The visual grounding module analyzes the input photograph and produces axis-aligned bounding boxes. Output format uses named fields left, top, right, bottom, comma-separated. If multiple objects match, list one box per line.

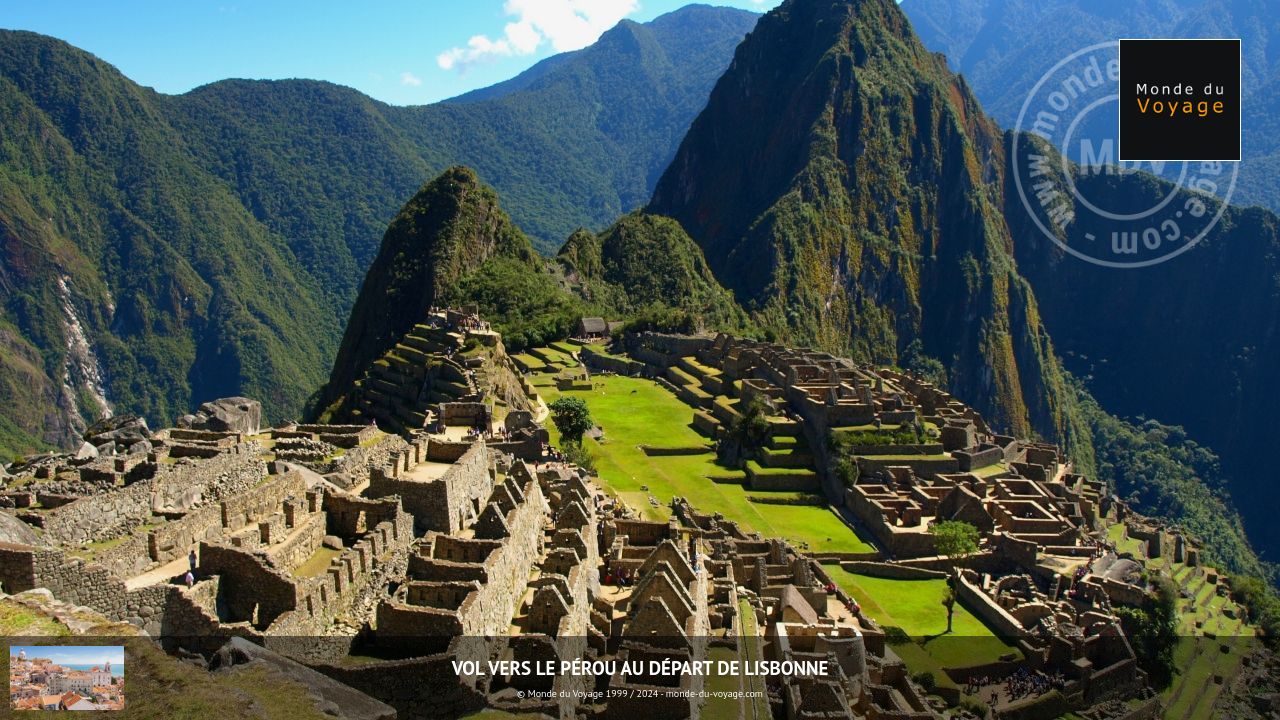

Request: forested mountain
left=0, top=33, right=339, bottom=455
left=899, top=0, right=1280, bottom=211
left=316, top=169, right=757, bottom=421
left=0, top=5, right=757, bottom=458
left=893, top=0, right=1280, bottom=559
left=649, top=0, right=1090, bottom=461
left=315, top=167, right=543, bottom=416
left=1002, top=141, right=1280, bottom=559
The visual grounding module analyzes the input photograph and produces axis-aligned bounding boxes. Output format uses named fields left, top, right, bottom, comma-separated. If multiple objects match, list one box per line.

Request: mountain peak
left=649, top=0, right=1083, bottom=451
left=315, top=166, right=537, bottom=415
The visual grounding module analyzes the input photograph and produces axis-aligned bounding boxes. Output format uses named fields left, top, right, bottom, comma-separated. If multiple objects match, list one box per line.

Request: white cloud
left=437, top=0, right=638, bottom=72
left=400, top=71, right=422, bottom=86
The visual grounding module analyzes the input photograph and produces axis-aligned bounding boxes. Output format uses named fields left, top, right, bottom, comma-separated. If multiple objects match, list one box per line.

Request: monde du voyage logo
left=1012, top=38, right=1241, bottom=268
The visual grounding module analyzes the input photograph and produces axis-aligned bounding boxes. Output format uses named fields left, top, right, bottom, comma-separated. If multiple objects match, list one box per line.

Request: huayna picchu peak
left=315, top=167, right=541, bottom=419
left=649, top=0, right=1088, bottom=460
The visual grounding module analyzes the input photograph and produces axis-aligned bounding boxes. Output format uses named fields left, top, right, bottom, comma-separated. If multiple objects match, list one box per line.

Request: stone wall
left=369, top=442, right=493, bottom=533
left=279, top=506, right=414, bottom=635
left=843, top=487, right=937, bottom=558
left=40, top=478, right=155, bottom=546
left=198, top=541, right=298, bottom=627
left=581, top=348, right=644, bottom=376
left=38, top=442, right=268, bottom=548
left=92, top=531, right=154, bottom=577
left=152, top=442, right=267, bottom=509
left=148, top=503, right=224, bottom=566
left=955, top=445, right=1005, bottom=471
left=221, top=471, right=304, bottom=529
left=379, top=479, right=547, bottom=638
left=146, top=469, right=309, bottom=568
left=331, top=433, right=409, bottom=488
left=265, top=513, right=326, bottom=571
left=425, top=439, right=473, bottom=463
left=324, top=493, right=405, bottom=537
left=955, top=572, right=1024, bottom=639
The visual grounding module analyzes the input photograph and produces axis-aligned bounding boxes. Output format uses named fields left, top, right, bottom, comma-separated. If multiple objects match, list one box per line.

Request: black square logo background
left=1120, top=39, right=1240, bottom=161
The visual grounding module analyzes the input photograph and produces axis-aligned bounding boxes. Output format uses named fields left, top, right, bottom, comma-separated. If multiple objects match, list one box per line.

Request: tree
left=930, top=520, right=980, bottom=633
left=549, top=397, right=594, bottom=445
left=1116, top=576, right=1179, bottom=688
left=720, top=393, right=771, bottom=466
left=932, top=520, right=980, bottom=566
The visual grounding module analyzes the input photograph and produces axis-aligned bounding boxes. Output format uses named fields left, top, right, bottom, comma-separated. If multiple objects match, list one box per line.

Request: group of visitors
left=970, top=668, right=1066, bottom=704
left=602, top=564, right=633, bottom=587
left=818, top=581, right=861, bottom=616
left=182, top=549, right=197, bottom=588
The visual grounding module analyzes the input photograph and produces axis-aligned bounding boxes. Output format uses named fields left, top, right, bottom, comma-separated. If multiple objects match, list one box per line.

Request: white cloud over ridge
left=400, top=71, right=422, bottom=86
left=437, top=0, right=638, bottom=72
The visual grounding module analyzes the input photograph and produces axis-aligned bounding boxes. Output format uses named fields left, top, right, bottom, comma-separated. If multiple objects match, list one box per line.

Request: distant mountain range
left=900, top=0, right=1280, bottom=564
left=0, top=5, right=757, bottom=456
left=900, top=0, right=1280, bottom=211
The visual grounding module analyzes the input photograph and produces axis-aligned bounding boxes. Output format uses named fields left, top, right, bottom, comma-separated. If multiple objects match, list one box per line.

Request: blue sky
left=11, top=645, right=125, bottom=667
left=3, top=1, right=782, bottom=105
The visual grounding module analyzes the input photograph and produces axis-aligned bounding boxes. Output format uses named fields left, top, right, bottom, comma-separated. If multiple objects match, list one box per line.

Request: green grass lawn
left=292, top=546, right=341, bottom=578
left=540, top=375, right=873, bottom=554
left=969, top=462, right=1008, bottom=478
left=822, top=565, right=1019, bottom=670
left=511, top=353, right=546, bottom=372
left=0, top=599, right=69, bottom=635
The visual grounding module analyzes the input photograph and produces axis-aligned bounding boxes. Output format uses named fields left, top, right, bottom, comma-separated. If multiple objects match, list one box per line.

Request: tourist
left=188, top=549, right=197, bottom=572
left=183, top=570, right=194, bottom=588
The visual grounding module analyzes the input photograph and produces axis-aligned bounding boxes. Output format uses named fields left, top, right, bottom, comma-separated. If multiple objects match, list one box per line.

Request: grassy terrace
left=823, top=564, right=1019, bottom=691
left=0, top=599, right=70, bottom=636
left=538, top=374, right=873, bottom=554
left=1100, top=519, right=1254, bottom=720
left=969, top=462, right=1009, bottom=478
left=292, top=546, right=342, bottom=578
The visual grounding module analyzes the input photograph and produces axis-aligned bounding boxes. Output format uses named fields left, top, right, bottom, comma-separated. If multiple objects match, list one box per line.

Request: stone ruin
left=0, top=312, right=1212, bottom=719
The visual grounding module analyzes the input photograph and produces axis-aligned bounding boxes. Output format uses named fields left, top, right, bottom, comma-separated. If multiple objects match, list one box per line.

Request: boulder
left=0, top=513, right=48, bottom=547
left=83, top=414, right=152, bottom=448
left=127, top=440, right=153, bottom=455
left=75, top=442, right=98, bottom=460
left=323, top=471, right=355, bottom=489
left=179, top=397, right=262, bottom=435
left=274, top=462, right=327, bottom=489
left=323, top=535, right=344, bottom=551
left=210, top=637, right=395, bottom=720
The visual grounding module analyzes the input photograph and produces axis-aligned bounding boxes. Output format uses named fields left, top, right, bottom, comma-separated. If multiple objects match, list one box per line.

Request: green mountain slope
left=557, top=212, right=753, bottom=333
left=649, top=0, right=1089, bottom=459
left=0, top=6, right=756, bottom=454
left=0, top=33, right=337, bottom=453
left=1003, top=136, right=1280, bottom=560
left=899, top=0, right=1280, bottom=212
left=315, top=167, right=542, bottom=416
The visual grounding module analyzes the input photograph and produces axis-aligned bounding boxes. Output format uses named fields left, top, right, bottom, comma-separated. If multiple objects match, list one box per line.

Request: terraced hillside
left=321, top=316, right=535, bottom=436
left=527, top=343, right=874, bottom=556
